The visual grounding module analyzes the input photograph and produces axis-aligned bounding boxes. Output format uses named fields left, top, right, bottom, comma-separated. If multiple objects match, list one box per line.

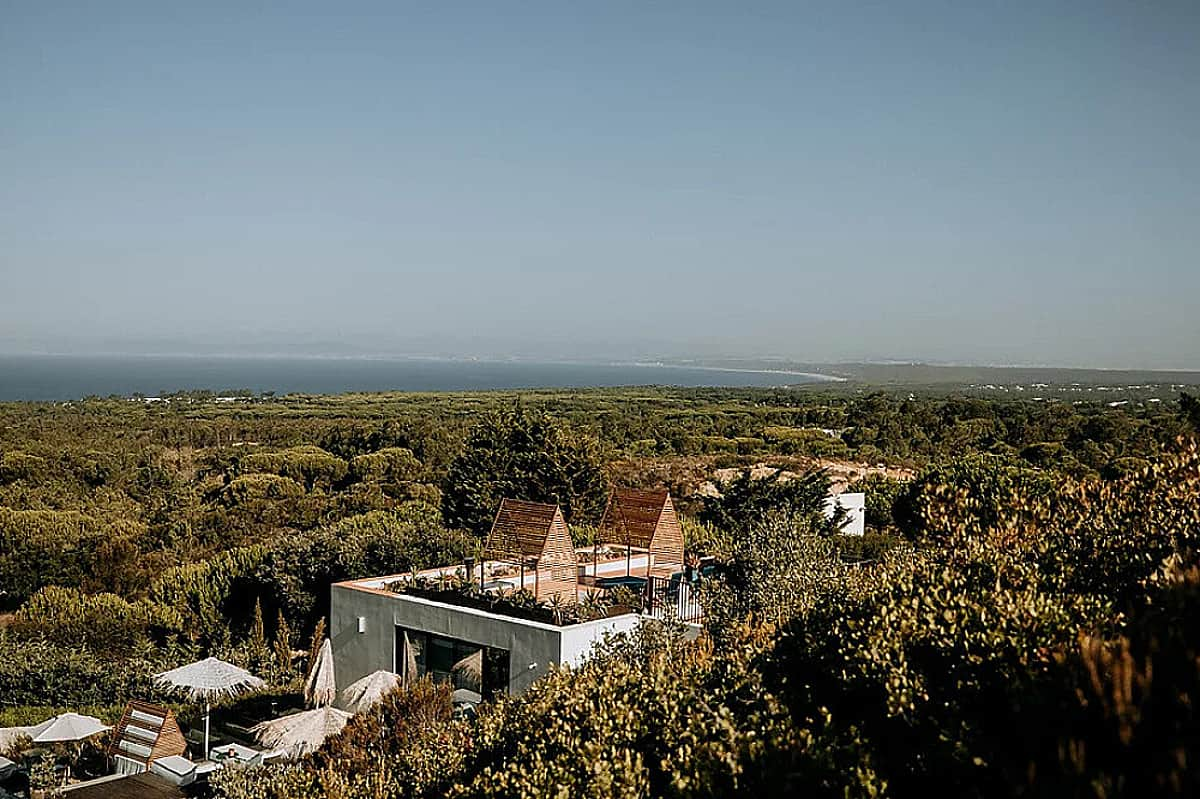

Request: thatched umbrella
left=154, top=657, right=264, bottom=757
left=304, top=639, right=336, bottom=708
left=339, top=670, right=401, bottom=714
left=399, top=631, right=418, bottom=686
left=451, top=648, right=483, bottom=692
left=252, top=707, right=351, bottom=759
left=451, top=687, right=482, bottom=705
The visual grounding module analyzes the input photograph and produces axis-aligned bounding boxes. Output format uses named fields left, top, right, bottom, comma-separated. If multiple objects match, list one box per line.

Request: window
left=396, top=627, right=510, bottom=697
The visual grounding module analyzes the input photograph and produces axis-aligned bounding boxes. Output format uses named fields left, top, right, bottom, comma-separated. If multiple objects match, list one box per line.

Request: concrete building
left=331, top=490, right=863, bottom=705
left=331, top=496, right=695, bottom=703
left=330, top=578, right=644, bottom=698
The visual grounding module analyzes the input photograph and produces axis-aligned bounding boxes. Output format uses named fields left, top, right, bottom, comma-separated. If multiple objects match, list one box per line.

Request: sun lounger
left=149, top=755, right=197, bottom=786
left=208, top=743, right=266, bottom=767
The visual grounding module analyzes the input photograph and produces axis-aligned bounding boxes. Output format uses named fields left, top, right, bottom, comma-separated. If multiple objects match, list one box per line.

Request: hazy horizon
left=3, top=2, right=1198, bottom=370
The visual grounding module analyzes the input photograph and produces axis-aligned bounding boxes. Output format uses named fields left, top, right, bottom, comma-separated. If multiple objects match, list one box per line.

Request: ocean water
left=0, top=355, right=833, bottom=402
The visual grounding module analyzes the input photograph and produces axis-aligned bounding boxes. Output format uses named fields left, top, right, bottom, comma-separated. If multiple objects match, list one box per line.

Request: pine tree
left=249, top=598, right=269, bottom=672
left=273, top=609, right=294, bottom=678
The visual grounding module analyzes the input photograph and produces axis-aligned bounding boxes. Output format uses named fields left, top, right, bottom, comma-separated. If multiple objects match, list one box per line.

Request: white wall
left=558, top=614, right=643, bottom=668
left=823, top=492, right=866, bottom=536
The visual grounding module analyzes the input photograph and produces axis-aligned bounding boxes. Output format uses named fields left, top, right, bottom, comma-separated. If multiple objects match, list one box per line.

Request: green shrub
left=704, top=511, right=851, bottom=633
left=449, top=622, right=879, bottom=799
left=832, top=530, right=901, bottom=563
left=0, top=508, right=147, bottom=606
left=12, top=586, right=184, bottom=652
left=257, top=503, right=471, bottom=630
left=0, top=450, right=46, bottom=484
left=893, top=454, right=1055, bottom=539
left=772, top=534, right=1110, bottom=796
left=846, top=473, right=907, bottom=531
left=222, top=473, right=306, bottom=504
left=239, top=446, right=349, bottom=491
left=700, top=467, right=837, bottom=535
left=700, top=436, right=738, bottom=454
left=350, top=447, right=421, bottom=484
left=150, top=545, right=271, bottom=647
left=0, top=633, right=180, bottom=708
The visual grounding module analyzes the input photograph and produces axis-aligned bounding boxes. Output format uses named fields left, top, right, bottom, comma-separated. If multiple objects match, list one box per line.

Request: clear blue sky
left=2, top=1, right=1197, bottom=367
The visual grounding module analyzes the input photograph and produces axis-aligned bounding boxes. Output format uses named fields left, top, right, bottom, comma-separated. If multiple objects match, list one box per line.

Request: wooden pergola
left=595, top=488, right=685, bottom=579
left=481, top=498, right=578, bottom=603
left=107, top=700, right=187, bottom=775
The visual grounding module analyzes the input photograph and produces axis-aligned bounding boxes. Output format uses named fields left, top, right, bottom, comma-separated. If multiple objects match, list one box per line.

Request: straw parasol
left=154, top=657, right=264, bottom=757
left=451, top=687, right=482, bottom=705
left=252, top=707, right=351, bottom=759
left=399, top=631, right=418, bottom=686
left=304, top=639, right=336, bottom=708
left=339, top=670, right=401, bottom=714
left=451, top=648, right=483, bottom=692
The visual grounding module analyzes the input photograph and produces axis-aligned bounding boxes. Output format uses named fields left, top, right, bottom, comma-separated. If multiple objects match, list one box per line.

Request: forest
left=1, top=385, right=1198, bottom=797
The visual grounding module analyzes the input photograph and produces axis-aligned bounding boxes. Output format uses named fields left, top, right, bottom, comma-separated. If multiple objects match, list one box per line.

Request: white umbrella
left=154, top=656, right=264, bottom=757
left=252, top=707, right=350, bottom=759
left=0, top=755, right=16, bottom=780
left=304, top=639, right=336, bottom=708
left=339, top=670, right=401, bottom=714
left=0, top=726, right=37, bottom=751
left=29, top=713, right=109, bottom=744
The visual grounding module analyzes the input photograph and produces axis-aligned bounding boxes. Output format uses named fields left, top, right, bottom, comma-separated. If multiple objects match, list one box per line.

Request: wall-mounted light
left=357, top=616, right=367, bottom=633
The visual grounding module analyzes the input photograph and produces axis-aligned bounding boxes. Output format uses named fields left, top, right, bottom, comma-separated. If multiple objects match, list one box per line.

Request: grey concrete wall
left=331, top=585, right=584, bottom=695
left=331, top=584, right=399, bottom=695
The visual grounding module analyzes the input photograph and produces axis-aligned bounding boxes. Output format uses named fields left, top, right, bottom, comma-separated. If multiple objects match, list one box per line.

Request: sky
left=2, top=1, right=1198, bottom=368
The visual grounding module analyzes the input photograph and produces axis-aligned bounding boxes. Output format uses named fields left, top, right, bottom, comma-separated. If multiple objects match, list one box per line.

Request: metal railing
left=642, top=575, right=704, bottom=623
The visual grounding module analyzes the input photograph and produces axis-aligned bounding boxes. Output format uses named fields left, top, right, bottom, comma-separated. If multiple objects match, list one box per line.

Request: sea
left=0, top=355, right=836, bottom=402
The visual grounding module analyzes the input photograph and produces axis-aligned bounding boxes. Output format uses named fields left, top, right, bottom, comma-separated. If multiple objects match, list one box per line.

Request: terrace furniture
left=451, top=688, right=483, bottom=706
left=208, top=743, right=266, bottom=767
left=148, top=755, right=197, bottom=787
left=192, top=760, right=221, bottom=781
left=306, top=639, right=336, bottom=708
left=340, top=670, right=402, bottom=714
left=665, top=571, right=685, bottom=600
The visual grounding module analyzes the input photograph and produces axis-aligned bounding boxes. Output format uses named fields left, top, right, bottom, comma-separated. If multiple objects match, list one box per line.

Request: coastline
left=0, top=354, right=836, bottom=403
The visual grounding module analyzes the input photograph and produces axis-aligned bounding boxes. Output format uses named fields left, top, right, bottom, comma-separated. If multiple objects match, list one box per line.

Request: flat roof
left=62, top=773, right=186, bottom=799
